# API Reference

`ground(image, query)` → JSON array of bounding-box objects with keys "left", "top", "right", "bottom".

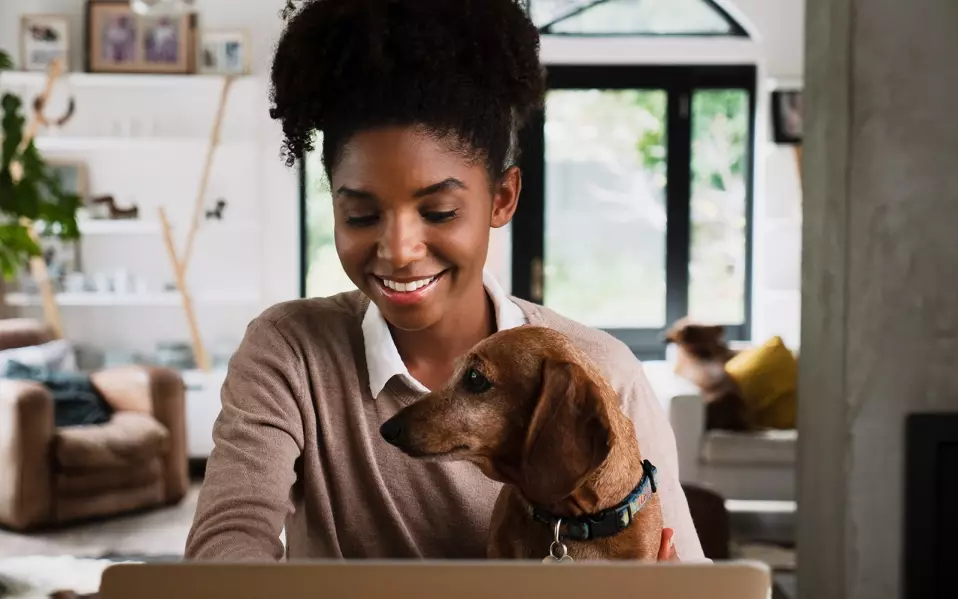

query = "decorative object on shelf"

[
  {"left": 204, "top": 198, "right": 226, "bottom": 220},
  {"left": 153, "top": 340, "right": 195, "bottom": 370},
  {"left": 40, "top": 236, "right": 81, "bottom": 291},
  {"left": 86, "top": 0, "right": 198, "bottom": 75},
  {"left": 199, "top": 30, "right": 250, "bottom": 76},
  {"left": 19, "top": 14, "right": 71, "bottom": 72},
  {"left": 158, "top": 76, "right": 236, "bottom": 373},
  {"left": 91, "top": 194, "right": 139, "bottom": 219},
  {"left": 64, "top": 271, "right": 86, "bottom": 293},
  {"left": 33, "top": 90, "right": 76, "bottom": 128},
  {"left": 0, "top": 54, "right": 83, "bottom": 338}
]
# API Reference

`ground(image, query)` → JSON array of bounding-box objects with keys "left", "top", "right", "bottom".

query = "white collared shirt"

[{"left": 362, "top": 270, "right": 527, "bottom": 398}]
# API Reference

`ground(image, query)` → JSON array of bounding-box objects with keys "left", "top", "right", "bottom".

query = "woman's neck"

[{"left": 390, "top": 280, "right": 496, "bottom": 390}]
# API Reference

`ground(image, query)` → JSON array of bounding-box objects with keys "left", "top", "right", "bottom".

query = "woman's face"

[{"left": 330, "top": 126, "right": 520, "bottom": 332}]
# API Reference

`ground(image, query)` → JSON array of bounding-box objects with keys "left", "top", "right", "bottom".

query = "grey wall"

[{"left": 799, "top": 0, "right": 958, "bottom": 597}]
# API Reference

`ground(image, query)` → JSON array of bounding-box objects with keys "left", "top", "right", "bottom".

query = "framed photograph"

[
  {"left": 85, "top": 0, "right": 197, "bottom": 74},
  {"left": 20, "top": 14, "right": 71, "bottom": 72},
  {"left": 200, "top": 30, "right": 250, "bottom": 75},
  {"left": 771, "top": 89, "right": 803, "bottom": 145}
]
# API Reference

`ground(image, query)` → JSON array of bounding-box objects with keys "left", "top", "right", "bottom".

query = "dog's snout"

[{"left": 380, "top": 417, "right": 404, "bottom": 445}]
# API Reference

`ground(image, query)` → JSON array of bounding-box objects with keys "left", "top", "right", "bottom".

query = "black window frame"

[{"left": 511, "top": 64, "right": 757, "bottom": 360}]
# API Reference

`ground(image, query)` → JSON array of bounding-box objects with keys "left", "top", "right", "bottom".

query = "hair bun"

[{"left": 269, "top": 0, "right": 545, "bottom": 174}]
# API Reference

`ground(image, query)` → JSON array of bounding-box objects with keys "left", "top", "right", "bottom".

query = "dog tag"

[{"left": 543, "top": 541, "right": 574, "bottom": 564}]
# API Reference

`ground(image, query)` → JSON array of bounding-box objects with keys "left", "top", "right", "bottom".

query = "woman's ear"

[
  {"left": 491, "top": 166, "right": 521, "bottom": 228},
  {"left": 520, "top": 359, "right": 614, "bottom": 507}
]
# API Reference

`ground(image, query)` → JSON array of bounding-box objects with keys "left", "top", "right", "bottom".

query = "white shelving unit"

[
  {"left": 0, "top": 70, "right": 270, "bottom": 362},
  {"left": 73, "top": 218, "right": 259, "bottom": 235},
  {"left": 4, "top": 291, "right": 259, "bottom": 307}
]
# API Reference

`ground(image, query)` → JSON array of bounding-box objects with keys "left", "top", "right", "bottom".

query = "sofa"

[
  {"left": 642, "top": 359, "right": 797, "bottom": 502},
  {"left": 0, "top": 318, "right": 188, "bottom": 531}
]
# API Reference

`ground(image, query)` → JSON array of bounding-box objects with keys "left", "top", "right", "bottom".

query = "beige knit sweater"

[{"left": 184, "top": 291, "right": 705, "bottom": 562}]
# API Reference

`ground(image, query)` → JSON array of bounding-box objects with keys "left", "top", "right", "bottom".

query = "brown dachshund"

[{"left": 380, "top": 325, "right": 665, "bottom": 562}]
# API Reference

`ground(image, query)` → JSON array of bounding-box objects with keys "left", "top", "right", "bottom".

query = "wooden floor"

[{"left": 0, "top": 484, "right": 200, "bottom": 559}]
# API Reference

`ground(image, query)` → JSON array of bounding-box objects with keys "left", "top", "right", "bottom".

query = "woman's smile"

[{"left": 372, "top": 271, "right": 448, "bottom": 306}]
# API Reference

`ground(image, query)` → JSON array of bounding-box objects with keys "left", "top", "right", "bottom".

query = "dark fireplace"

[{"left": 904, "top": 413, "right": 958, "bottom": 599}]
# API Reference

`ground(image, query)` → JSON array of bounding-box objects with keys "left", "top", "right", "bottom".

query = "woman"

[{"left": 185, "top": 0, "right": 704, "bottom": 562}]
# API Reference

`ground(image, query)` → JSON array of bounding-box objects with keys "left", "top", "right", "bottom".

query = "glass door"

[
  {"left": 542, "top": 88, "right": 669, "bottom": 330},
  {"left": 512, "top": 65, "right": 755, "bottom": 359}
]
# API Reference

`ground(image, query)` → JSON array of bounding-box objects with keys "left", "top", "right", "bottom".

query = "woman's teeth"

[{"left": 381, "top": 275, "right": 437, "bottom": 293}]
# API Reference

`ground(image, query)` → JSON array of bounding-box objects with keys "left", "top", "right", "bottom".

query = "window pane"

[
  {"left": 304, "top": 140, "right": 356, "bottom": 298},
  {"left": 543, "top": 89, "right": 668, "bottom": 329},
  {"left": 533, "top": 0, "right": 734, "bottom": 35},
  {"left": 688, "top": 90, "right": 748, "bottom": 324}
]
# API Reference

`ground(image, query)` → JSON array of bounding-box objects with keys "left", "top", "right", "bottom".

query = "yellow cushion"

[{"left": 723, "top": 336, "right": 797, "bottom": 430}]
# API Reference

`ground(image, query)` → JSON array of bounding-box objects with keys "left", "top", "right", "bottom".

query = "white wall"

[{"left": 0, "top": 0, "right": 806, "bottom": 355}]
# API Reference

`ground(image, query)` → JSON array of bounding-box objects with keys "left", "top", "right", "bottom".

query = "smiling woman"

[{"left": 184, "top": 0, "right": 705, "bottom": 564}]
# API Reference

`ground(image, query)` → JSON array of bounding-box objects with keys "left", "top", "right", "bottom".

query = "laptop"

[{"left": 99, "top": 560, "right": 771, "bottom": 599}]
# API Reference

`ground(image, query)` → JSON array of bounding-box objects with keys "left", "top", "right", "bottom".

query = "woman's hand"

[{"left": 657, "top": 528, "right": 679, "bottom": 561}]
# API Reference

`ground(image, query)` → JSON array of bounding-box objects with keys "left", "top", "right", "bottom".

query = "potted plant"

[{"left": 0, "top": 48, "right": 81, "bottom": 283}]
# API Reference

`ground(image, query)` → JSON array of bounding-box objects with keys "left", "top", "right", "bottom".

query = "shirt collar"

[{"left": 362, "top": 270, "right": 527, "bottom": 399}]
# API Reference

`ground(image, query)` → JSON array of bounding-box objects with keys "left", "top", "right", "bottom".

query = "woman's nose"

[{"left": 377, "top": 213, "right": 426, "bottom": 268}]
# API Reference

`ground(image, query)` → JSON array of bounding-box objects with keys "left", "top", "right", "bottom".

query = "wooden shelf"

[{"left": 4, "top": 292, "right": 259, "bottom": 307}]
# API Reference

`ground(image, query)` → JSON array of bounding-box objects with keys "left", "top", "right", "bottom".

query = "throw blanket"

[{"left": 3, "top": 362, "right": 113, "bottom": 428}]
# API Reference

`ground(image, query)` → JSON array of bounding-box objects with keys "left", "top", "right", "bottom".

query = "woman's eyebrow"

[
  {"left": 335, "top": 186, "right": 379, "bottom": 202},
  {"left": 413, "top": 177, "right": 467, "bottom": 198}
]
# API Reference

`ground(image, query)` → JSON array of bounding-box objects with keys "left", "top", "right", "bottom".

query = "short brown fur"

[
  {"left": 380, "top": 325, "right": 664, "bottom": 561},
  {"left": 663, "top": 318, "right": 749, "bottom": 431}
]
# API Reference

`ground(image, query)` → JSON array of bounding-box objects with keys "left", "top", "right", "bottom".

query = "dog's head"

[
  {"left": 663, "top": 317, "right": 729, "bottom": 361},
  {"left": 379, "top": 325, "right": 615, "bottom": 506}
]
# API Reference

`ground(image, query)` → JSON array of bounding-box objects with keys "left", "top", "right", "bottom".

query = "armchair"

[{"left": 0, "top": 319, "right": 188, "bottom": 531}]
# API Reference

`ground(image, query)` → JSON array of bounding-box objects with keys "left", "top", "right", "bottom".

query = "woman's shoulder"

[{"left": 250, "top": 290, "right": 369, "bottom": 348}]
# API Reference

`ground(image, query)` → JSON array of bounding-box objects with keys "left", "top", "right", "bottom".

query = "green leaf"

[
  {"left": 0, "top": 83, "right": 83, "bottom": 279},
  {"left": 0, "top": 50, "right": 12, "bottom": 71}
]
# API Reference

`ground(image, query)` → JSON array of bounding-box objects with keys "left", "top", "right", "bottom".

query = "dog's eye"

[{"left": 463, "top": 368, "right": 493, "bottom": 393}]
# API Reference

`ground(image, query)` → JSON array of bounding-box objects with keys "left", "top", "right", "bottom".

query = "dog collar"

[{"left": 530, "top": 459, "right": 658, "bottom": 542}]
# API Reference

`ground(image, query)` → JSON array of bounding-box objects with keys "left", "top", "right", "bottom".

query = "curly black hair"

[{"left": 269, "top": 0, "right": 545, "bottom": 180}]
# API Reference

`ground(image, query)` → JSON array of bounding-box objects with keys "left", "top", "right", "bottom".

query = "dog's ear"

[{"left": 520, "top": 359, "right": 614, "bottom": 506}]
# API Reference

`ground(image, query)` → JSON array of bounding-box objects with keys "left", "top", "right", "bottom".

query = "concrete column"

[{"left": 799, "top": 0, "right": 958, "bottom": 598}]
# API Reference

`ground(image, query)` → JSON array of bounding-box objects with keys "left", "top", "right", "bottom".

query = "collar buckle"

[{"left": 585, "top": 509, "right": 629, "bottom": 539}]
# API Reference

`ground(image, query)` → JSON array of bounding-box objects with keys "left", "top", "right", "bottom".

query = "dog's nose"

[{"left": 380, "top": 417, "right": 403, "bottom": 445}]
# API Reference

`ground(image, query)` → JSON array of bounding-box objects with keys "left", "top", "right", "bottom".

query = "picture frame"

[
  {"left": 20, "top": 14, "right": 71, "bottom": 72},
  {"left": 199, "top": 29, "right": 251, "bottom": 75},
  {"left": 771, "top": 89, "right": 803, "bottom": 145},
  {"left": 85, "top": 0, "right": 197, "bottom": 74}
]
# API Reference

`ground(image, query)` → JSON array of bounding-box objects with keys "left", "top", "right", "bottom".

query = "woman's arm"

[
  {"left": 622, "top": 365, "right": 708, "bottom": 563},
  {"left": 184, "top": 316, "right": 306, "bottom": 561}
]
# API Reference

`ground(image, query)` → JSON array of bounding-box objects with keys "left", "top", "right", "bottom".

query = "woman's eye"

[
  {"left": 463, "top": 367, "right": 493, "bottom": 394},
  {"left": 345, "top": 214, "right": 379, "bottom": 227},
  {"left": 423, "top": 210, "right": 458, "bottom": 224}
]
